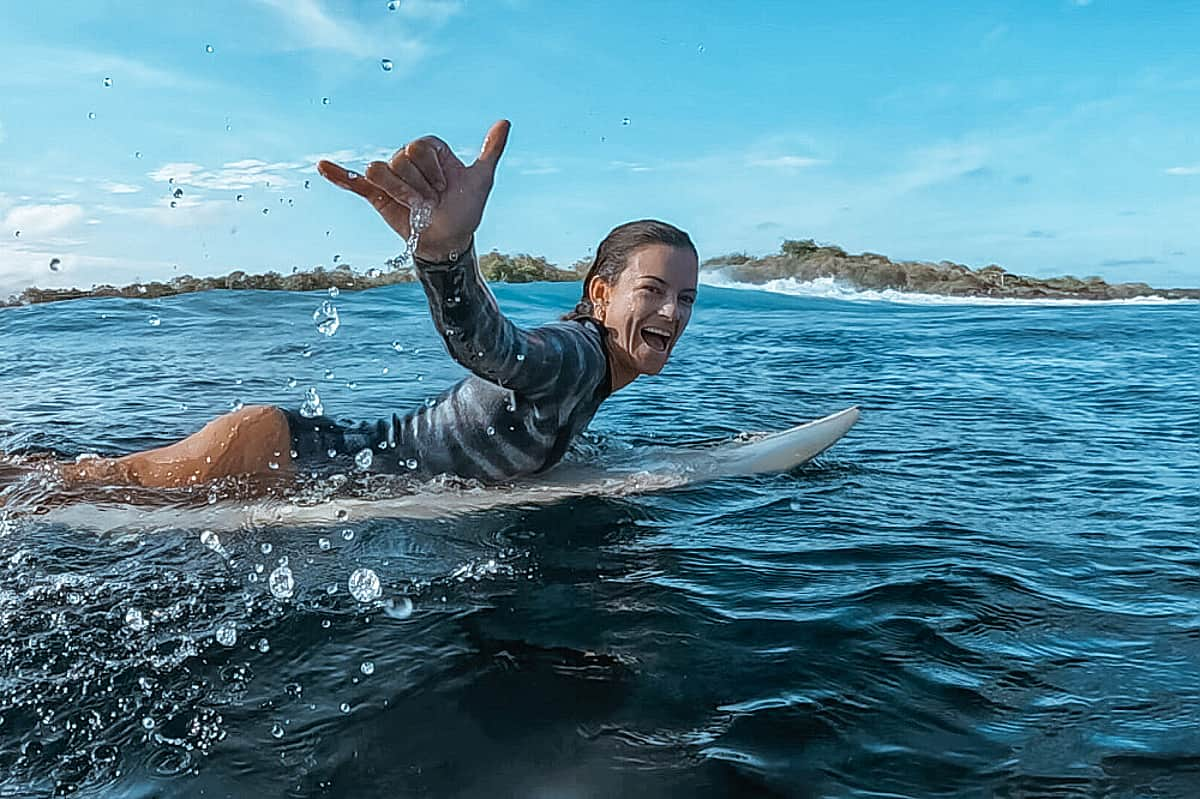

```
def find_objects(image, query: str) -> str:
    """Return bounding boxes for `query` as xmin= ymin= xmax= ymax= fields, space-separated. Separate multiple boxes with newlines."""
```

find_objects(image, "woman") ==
xmin=59 ymin=120 xmax=699 ymax=488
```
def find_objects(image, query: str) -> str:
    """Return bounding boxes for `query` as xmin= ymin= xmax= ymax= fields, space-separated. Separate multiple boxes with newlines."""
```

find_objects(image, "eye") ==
xmin=680 ymin=294 xmax=696 ymax=306
xmin=639 ymin=284 xmax=663 ymax=295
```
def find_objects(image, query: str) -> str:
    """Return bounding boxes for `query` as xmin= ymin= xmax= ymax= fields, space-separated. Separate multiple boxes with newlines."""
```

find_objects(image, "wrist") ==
xmin=415 ymin=236 xmax=473 ymax=265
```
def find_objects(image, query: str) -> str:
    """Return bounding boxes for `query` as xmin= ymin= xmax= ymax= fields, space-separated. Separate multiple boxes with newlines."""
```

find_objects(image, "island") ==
xmin=4 ymin=238 xmax=1196 ymax=307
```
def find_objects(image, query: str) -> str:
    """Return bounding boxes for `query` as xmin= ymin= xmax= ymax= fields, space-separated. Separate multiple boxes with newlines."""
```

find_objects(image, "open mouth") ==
xmin=640 ymin=326 xmax=673 ymax=353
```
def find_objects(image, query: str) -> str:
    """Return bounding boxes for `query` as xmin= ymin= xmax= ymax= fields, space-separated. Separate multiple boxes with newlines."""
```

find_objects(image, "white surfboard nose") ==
xmin=713 ymin=406 xmax=860 ymax=476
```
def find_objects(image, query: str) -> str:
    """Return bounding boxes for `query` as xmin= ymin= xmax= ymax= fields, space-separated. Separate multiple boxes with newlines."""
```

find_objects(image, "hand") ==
xmin=317 ymin=120 xmax=510 ymax=262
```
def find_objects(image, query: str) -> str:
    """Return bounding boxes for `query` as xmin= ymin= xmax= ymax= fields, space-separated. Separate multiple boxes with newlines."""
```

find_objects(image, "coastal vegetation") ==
xmin=5 ymin=238 xmax=1196 ymax=307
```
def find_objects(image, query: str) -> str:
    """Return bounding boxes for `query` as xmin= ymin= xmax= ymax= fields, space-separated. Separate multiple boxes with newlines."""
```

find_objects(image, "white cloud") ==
xmin=520 ymin=166 xmax=562 ymax=176
xmin=303 ymin=147 xmax=395 ymax=166
xmin=609 ymin=160 xmax=654 ymax=173
xmin=253 ymin=0 xmax=445 ymax=62
xmin=1164 ymin=165 xmax=1200 ymax=176
xmin=0 ymin=45 xmax=218 ymax=92
xmin=398 ymin=0 xmax=464 ymax=24
xmin=100 ymin=182 xmax=143 ymax=195
xmin=148 ymin=159 xmax=308 ymax=191
xmin=747 ymin=155 xmax=826 ymax=169
xmin=2 ymin=204 xmax=85 ymax=237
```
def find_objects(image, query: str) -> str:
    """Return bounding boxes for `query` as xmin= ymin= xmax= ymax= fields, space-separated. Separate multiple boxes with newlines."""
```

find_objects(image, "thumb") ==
xmin=473 ymin=119 xmax=511 ymax=176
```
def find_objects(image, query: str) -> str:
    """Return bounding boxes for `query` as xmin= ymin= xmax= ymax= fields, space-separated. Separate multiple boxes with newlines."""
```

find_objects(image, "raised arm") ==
xmin=414 ymin=243 xmax=607 ymax=397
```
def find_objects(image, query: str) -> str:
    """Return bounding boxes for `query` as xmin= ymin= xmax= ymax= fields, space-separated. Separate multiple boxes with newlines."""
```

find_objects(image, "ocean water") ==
xmin=0 ymin=278 xmax=1198 ymax=798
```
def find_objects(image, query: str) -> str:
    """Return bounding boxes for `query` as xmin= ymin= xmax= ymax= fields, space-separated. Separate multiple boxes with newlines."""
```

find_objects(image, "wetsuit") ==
xmin=283 ymin=244 xmax=611 ymax=482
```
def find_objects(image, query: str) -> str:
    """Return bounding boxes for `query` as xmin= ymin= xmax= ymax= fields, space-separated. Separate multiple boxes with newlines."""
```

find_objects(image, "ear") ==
xmin=587 ymin=277 xmax=612 ymax=322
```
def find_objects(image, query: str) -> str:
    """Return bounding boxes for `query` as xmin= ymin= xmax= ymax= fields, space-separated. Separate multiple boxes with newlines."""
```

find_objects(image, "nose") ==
xmin=660 ymin=298 xmax=680 ymax=322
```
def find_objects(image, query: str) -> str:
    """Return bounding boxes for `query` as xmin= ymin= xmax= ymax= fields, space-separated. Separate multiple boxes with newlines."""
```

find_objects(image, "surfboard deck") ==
xmin=25 ymin=407 xmax=860 ymax=533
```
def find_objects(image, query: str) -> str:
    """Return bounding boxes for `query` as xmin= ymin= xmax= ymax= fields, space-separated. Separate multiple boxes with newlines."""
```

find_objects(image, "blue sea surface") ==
xmin=0 ymin=281 xmax=1198 ymax=797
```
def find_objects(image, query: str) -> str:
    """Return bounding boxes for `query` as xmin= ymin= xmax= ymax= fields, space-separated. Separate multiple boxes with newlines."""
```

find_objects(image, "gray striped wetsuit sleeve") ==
xmin=415 ymin=243 xmax=607 ymax=398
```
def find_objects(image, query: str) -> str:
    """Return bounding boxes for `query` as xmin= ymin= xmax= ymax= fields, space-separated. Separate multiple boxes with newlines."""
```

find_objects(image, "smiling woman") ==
xmin=58 ymin=121 xmax=699 ymax=489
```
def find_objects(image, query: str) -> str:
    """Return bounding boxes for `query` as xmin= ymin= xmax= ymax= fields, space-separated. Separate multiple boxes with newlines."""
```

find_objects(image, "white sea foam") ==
xmin=700 ymin=271 xmax=1199 ymax=306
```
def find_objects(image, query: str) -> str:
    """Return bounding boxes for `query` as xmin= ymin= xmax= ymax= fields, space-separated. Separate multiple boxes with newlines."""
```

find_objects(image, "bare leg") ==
xmin=58 ymin=405 xmax=294 ymax=488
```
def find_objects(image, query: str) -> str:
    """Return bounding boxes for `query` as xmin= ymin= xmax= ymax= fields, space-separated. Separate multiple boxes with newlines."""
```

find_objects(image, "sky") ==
xmin=1 ymin=0 xmax=1198 ymax=297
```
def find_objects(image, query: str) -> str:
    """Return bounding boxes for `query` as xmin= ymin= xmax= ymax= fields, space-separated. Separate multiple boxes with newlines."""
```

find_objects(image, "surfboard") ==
xmin=24 ymin=407 xmax=859 ymax=534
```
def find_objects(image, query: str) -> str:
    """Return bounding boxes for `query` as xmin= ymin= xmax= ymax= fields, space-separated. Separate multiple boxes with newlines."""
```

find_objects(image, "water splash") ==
xmin=348 ymin=568 xmax=381 ymax=602
xmin=268 ymin=564 xmax=295 ymax=599
xmin=299 ymin=387 xmax=323 ymax=418
xmin=313 ymin=301 xmax=340 ymax=336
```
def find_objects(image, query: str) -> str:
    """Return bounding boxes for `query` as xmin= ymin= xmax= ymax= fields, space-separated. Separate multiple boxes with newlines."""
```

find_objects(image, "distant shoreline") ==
xmin=5 ymin=239 xmax=1196 ymax=307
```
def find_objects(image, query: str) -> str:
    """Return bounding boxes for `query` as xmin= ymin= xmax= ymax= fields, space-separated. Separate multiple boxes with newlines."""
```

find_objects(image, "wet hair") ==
xmin=562 ymin=219 xmax=697 ymax=322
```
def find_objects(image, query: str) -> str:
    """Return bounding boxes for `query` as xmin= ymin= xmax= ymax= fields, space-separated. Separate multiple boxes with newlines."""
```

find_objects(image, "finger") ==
xmin=473 ymin=119 xmax=511 ymax=177
xmin=365 ymin=161 xmax=429 ymax=208
xmin=321 ymin=160 xmax=410 ymax=235
xmin=317 ymin=160 xmax=375 ymax=201
xmin=406 ymin=139 xmax=446 ymax=192
xmin=386 ymin=157 xmax=439 ymax=205
xmin=414 ymin=135 xmax=464 ymax=173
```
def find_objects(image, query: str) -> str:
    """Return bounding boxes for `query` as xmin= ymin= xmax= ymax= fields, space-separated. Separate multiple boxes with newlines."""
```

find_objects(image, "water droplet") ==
xmin=313 ymin=300 xmax=340 ymax=336
xmin=88 ymin=111 xmax=96 ymax=120
xmin=304 ymin=386 xmax=328 ymax=417
xmin=321 ymin=619 xmax=332 ymax=629
xmin=268 ymin=460 xmax=279 ymax=470
xmin=340 ymin=702 xmax=351 ymax=713
xmin=323 ymin=369 xmax=335 ymax=380
xmin=360 ymin=661 xmax=375 ymax=676
xmin=348 ymin=568 xmax=381 ymax=602
xmin=384 ymin=596 xmax=413 ymax=620
xmin=235 ymin=194 xmax=244 ymax=202
xmin=341 ymin=528 xmax=355 ymax=541
xmin=169 ymin=200 xmax=177 ymax=208
xmin=271 ymin=722 xmax=284 ymax=739
xmin=262 ymin=207 xmax=269 ymax=215
xmin=286 ymin=377 xmax=298 ymax=388
xmin=318 ymin=537 xmax=331 ymax=551
xmin=173 ymin=187 xmax=184 ymax=199
xmin=621 ymin=117 xmax=631 ymax=126
xmin=260 ymin=542 xmax=273 ymax=555
xmin=404 ymin=458 xmax=418 ymax=470
xmin=148 ymin=314 xmax=161 ymax=327
xmin=345 ymin=381 xmax=358 ymax=389
xmin=321 ymin=96 xmax=330 ymax=105
xmin=256 ymin=637 xmax=270 ymax=653
xmin=387 ymin=0 xmax=400 ymax=9
xmin=304 ymin=179 xmax=311 ymax=189
xmin=125 ymin=608 xmax=147 ymax=631
xmin=134 ymin=151 xmax=142 ymax=159
xmin=230 ymin=399 xmax=244 ymax=411
xmin=486 ymin=426 xmax=495 ymax=436
xmin=201 ymin=529 xmax=222 ymax=552
xmin=355 ymin=449 xmax=373 ymax=470
xmin=697 ymin=43 xmax=706 ymax=54
xmin=103 ymin=76 xmax=113 ymax=87
xmin=48 ymin=257 xmax=61 ymax=272
xmin=326 ymin=447 xmax=338 ymax=458
xmin=216 ymin=626 xmax=237 ymax=646
xmin=205 ymin=44 xmax=215 ymax=53
xmin=328 ymin=285 xmax=340 ymax=297
xmin=515 ymin=353 xmax=525 ymax=361
xmin=336 ymin=508 xmax=349 ymax=521
xmin=381 ymin=366 xmax=389 ymax=374
xmin=285 ymin=682 xmax=303 ymax=698
xmin=141 ymin=717 xmax=155 ymax=730
xmin=380 ymin=58 xmax=393 ymax=72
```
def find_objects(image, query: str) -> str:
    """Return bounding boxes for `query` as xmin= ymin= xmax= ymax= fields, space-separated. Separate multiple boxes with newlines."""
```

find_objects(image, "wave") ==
xmin=700 ymin=272 xmax=1199 ymax=306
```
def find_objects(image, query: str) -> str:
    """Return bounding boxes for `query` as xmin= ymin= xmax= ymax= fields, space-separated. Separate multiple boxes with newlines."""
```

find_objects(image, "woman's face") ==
xmin=590 ymin=244 xmax=699 ymax=383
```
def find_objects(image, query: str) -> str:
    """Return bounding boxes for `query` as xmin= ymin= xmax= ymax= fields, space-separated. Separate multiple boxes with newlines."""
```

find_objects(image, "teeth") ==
xmin=644 ymin=326 xmax=672 ymax=338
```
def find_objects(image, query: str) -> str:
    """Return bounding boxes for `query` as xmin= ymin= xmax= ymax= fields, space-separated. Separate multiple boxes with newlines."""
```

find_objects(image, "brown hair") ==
xmin=562 ymin=219 xmax=697 ymax=322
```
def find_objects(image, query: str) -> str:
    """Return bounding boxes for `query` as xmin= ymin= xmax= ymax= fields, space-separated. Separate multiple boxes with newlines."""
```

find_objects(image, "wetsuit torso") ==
xmin=284 ymin=244 xmax=611 ymax=482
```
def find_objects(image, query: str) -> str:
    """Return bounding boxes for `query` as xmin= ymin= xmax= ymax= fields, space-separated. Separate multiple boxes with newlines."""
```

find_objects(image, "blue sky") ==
xmin=1 ymin=0 xmax=1198 ymax=296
